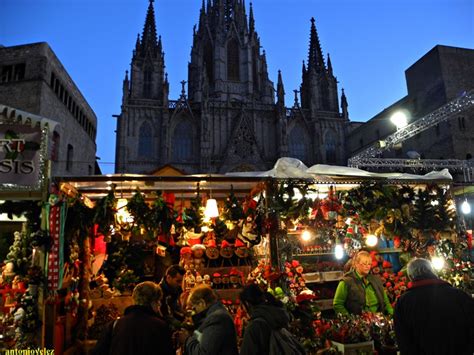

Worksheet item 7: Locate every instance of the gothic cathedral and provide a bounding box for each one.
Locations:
[115,0,350,174]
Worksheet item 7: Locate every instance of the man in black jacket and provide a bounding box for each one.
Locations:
[176,285,238,355]
[159,264,185,326]
[93,281,174,355]
[394,258,474,355]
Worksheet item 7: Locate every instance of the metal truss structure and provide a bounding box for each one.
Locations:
[348,90,474,180]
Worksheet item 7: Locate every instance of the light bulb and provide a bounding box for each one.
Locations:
[204,199,219,218]
[461,200,471,214]
[390,111,408,129]
[431,256,445,271]
[301,230,312,241]
[335,244,344,260]
[365,234,378,247]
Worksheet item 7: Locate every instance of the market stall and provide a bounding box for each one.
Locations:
[1,158,472,354]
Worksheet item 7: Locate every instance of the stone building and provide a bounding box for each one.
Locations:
[115,0,349,174]
[0,42,98,176]
[346,45,474,166]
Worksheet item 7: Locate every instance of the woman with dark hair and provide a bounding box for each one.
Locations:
[239,283,303,355]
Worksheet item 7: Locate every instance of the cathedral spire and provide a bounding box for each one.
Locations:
[199,0,206,29]
[141,0,158,55]
[135,33,140,55]
[277,70,285,106]
[341,88,349,120]
[327,53,333,76]
[307,17,325,72]
[249,2,255,33]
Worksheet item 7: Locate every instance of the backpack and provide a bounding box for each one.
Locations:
[255,318,306,355]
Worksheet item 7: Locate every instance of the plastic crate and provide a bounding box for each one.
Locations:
[331,340,374,354]
[302,272,322,283]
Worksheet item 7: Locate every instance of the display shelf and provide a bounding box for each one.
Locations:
[215,288,243,302]
[293,252,335,257]
[199,266,252,276]
[303,271,343,283]
[377,248,403,253]
[91,295,133,314]
[322,271,344,281]
[314,299,333,310]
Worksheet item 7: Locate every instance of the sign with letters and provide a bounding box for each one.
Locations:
[0,124,47,190]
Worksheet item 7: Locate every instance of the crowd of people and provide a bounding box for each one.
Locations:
[92,254,474,355]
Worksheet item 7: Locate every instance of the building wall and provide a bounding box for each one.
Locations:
[347,45,474,165]
[0,42,97,176]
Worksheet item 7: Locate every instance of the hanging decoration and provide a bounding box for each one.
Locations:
[45,193,66,291]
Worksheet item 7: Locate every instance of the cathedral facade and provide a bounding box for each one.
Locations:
[115,0,349,174]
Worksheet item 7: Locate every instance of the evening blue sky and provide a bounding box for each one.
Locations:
[2,0,473,173]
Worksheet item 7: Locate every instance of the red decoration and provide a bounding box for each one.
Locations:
[48,203,61,290]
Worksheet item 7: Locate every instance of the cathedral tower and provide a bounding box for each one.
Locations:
[188,0,274,104]
[115,0,169,173]
[300,18,339,114]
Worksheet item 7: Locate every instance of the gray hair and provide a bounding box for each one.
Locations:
[132,281,162,306]
[407,258,437,281]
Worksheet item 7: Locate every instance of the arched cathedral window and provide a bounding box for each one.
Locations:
[172,120,193,161]
[227,38,240,81]
[204,43,214,83]
[325,130,337,164]
[289,125,307,163]
[138,122,153,158]
[143,69,152,98]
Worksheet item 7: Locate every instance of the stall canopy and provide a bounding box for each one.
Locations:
[226,158,452,181]
[56,158,453,202]
[0,104,59,134]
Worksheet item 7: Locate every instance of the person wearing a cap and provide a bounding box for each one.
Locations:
[394,258,474,355]
[239,283,304,355]
[159,264,186,330]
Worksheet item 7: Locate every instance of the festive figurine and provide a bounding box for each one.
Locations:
[222,274,230,289]
[234,238,249,266]
[203,274,212,286]
[229,268,241,289]
[195,273,203,286]
[239,216,259,244]
[220,240,234,266]
[184,271,196,291]
[212,272,222,289]
[180,246,193,269]
[2,262,15,283]
[205,239,220,267]
[191,244,206,271]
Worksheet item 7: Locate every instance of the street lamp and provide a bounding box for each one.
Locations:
[390,111,408,130]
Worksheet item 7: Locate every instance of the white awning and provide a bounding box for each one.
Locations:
[226,157,453,182]
[0,104,59,134]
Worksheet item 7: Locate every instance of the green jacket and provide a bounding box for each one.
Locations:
[333,270,393,315]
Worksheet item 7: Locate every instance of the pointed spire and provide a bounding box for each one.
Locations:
[249,2,255,33]
[277,70,285,106]
[293,89,300,107]
[135,33,141,53]
[327,53,333,75]
[141,0,158,55]
[307,17,325,72]
[199,0,206,29]
[341,88,349,120]
[180,80,187,99]
[122,70,129,104]
[302,60,306,77]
